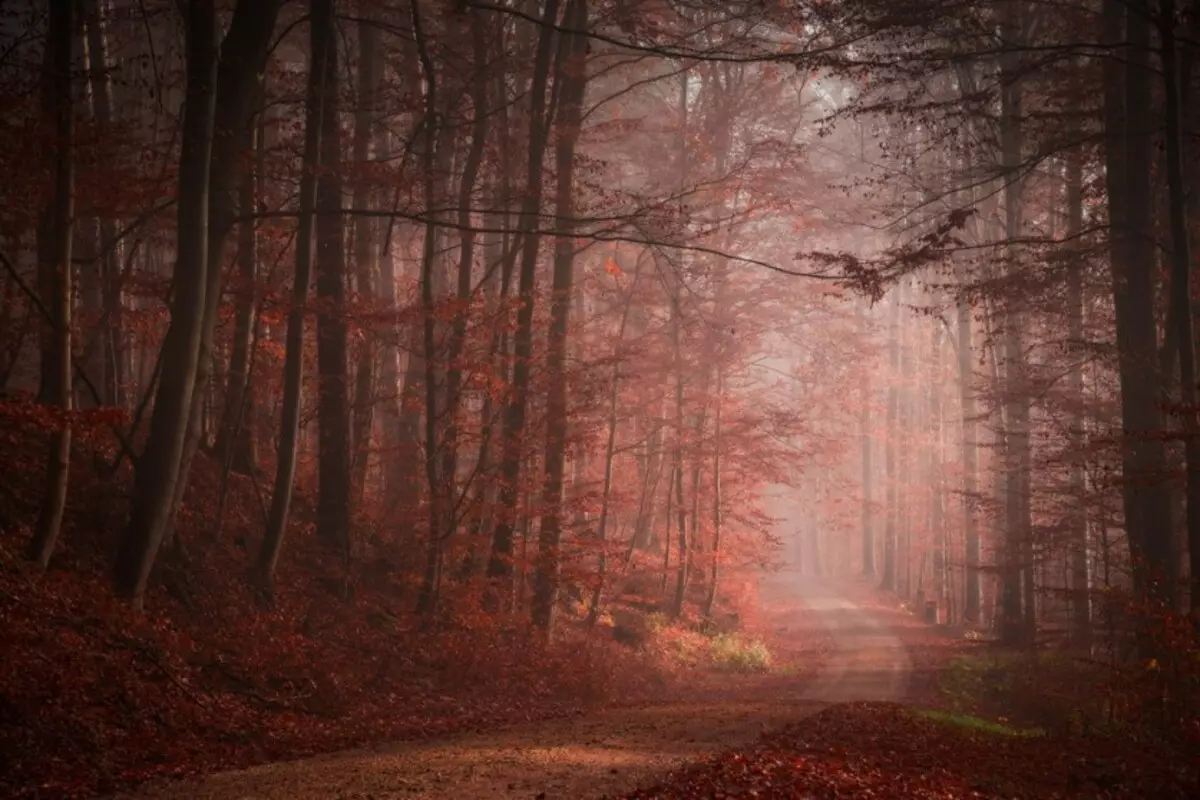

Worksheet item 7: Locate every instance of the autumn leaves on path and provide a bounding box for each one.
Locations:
[117,575,910,800]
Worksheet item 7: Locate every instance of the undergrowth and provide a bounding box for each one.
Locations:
[940,647,1200,745]
[633,610,773,673]
[0,409,708,799]
[916,708,1044,738]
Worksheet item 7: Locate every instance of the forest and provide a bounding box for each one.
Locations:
[1,0,1199,797]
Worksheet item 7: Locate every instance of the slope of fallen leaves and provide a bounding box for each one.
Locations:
[622,702,1199,799]
[0,403,677,800]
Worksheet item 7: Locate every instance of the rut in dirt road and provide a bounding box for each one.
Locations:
[115,577,911,800]
[784,576,911,705]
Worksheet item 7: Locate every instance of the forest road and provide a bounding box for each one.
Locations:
[116,573,910,800]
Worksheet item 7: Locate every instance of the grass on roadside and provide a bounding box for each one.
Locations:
[915,708,1045,737]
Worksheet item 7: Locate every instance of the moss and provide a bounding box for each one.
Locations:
[916,708,1045,738]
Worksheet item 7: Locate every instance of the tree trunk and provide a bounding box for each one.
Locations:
[255,0,327,586]
[930,324,946,617]
[1105,0,1176,621]
[1160,0,1199,619]
[999,11,1030,644]
[532,0,587,632]
[411,0,453,617]
[377,129,406,505]
[164,0,281,551]
[1065,112,1092,638]
[882,288,900,591]
[214,105,261,475]
[861,303,874,575]
[81,0,123,410]
[314,0,351,557]
[27,0,74,569]
[668,289,688,617]
[703,363,724,619]
[113,0,218,607]
[351,17,381,496]
[586,267,639,625]
[957,273,980,622]
[487,0,561,589]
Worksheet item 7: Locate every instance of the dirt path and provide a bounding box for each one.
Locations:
[116,573,910,800]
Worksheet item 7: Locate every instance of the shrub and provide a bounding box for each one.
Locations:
[708,633,772,672]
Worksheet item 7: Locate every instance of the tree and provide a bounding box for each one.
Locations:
[113,0,218,606]
[1104,0,1176,622]
[26,0,74,569]
[532,0,589,632]
[256,0,329,587]
[313,0,352,557]
[114,0,280,606]
[487,0,561,593]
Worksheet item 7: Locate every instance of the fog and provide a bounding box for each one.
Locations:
[2,1,1198,796]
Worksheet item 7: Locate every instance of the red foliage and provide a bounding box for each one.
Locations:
[0,411,666,799]
[624,703,1198,799]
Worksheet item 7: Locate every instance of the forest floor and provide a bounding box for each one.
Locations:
[623,584,1200,800]
[2,405,845,800]
[114,573,1200,800]
[112,573,918,800]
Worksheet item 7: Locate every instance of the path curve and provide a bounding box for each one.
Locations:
[116,575,909,800]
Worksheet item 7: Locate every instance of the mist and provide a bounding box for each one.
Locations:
[1,1,1198,798]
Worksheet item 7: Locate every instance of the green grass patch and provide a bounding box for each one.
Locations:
[708,633,772,672]
[916,708,1045,738]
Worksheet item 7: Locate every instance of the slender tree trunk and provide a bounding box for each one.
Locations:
[930,324,946,617]
[81,0,122,410]
[703,363,724,618]
[897,298,913,597]
[667,66,690,619]
[1106,0,1175,621]
[255,1,327,586]
[1064,115,1092,637]
[164,1,281,552]
[957,275,980,621]
[412,0,455,616]
[661,463,674,590]
[214,105,261,475]
[532,0,588,632]
[27,0,74,569]
[314,0,351,557]
[861,303,874,575]
[1160,0,1199,619]
[999,12,1030,644]
[882,288,900,591]
[393,316,427,544]
[668,289,688,617]
[113,0,217,606]
[377,131,406,504]
[351,18,381,496]
[586,263,640,625]
[487,0,561,589]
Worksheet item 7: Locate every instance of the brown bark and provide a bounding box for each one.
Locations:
[139,0,281,569]
[214,110,261,475]
[27,0,75,569]
[351,18,382,495]
[1160,0,1199,618]
[314,0,351,556]
[1105,0,1175,621]
[255,0,327,586]
[1065,109,1091,637]
[532,0,588,632]
[487,0,562,588]
[113,0,218,606]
